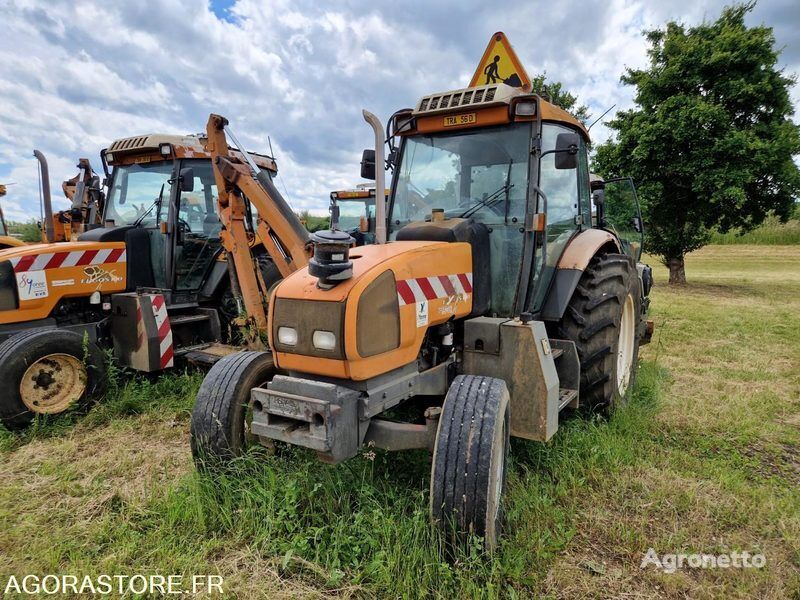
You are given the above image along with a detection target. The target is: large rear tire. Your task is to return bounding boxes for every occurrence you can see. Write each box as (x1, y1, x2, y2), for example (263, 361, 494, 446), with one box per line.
(430, 375, 510, 551)
(190, 351, 275, 467)
(0, 328, 106, 430)
(557, 252, 642, 413)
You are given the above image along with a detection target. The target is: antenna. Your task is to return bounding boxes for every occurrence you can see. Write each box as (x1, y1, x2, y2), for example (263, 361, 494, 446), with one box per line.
(587, 104, 616, 132)
(268, 135, 293, 205)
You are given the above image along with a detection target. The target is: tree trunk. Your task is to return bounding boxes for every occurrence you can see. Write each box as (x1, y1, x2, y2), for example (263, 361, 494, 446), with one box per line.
(667, 255, 686, 284)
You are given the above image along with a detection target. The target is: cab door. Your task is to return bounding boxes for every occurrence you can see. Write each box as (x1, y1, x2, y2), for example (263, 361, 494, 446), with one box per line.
(171, 160, 223, 291)
(601, 177, 643, 261)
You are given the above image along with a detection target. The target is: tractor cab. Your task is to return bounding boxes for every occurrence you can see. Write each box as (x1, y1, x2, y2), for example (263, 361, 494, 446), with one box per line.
(328, 185, 386, 245)
(92, 134, 277, 304)
(385, 83, 643, 320)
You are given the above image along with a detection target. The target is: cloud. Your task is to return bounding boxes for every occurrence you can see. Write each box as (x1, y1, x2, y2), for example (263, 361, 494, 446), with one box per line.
(0, 0, 797, 222)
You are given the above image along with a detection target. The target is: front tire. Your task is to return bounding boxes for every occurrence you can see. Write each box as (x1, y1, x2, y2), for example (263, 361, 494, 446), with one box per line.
(557, 252, 642, 413)
(0, 328, 106, 430)
(430, 375, 510, 550)
(190, 351, 276, 467)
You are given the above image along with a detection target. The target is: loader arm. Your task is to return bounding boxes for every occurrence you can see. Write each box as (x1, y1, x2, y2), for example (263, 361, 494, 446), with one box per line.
(206, 113, 313, 330)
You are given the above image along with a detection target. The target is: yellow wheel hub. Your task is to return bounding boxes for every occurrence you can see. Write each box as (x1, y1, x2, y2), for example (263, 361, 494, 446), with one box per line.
(20, 353, 87, 414)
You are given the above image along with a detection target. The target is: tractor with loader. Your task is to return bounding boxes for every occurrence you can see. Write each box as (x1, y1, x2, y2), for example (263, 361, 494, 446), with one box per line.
(33, 153, 106, 244)
(0, 133, 312, 429)
(190, 32, 653, 549)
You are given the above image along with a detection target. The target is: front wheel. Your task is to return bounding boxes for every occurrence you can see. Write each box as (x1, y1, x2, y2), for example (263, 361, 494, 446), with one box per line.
(0, 328, 106, 430)
(190, 351, 276, 467)
(430, 374, 510, 551)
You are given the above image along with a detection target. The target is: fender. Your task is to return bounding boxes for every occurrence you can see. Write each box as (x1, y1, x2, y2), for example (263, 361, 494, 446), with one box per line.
(540, 229, 621, 321)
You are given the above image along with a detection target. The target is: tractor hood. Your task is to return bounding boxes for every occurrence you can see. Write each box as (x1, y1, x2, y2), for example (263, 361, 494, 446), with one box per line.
(269, 240, 475, 381)
(0, 240, 127, 325)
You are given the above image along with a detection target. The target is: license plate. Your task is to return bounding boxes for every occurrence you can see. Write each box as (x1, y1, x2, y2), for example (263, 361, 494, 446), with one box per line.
(443, 113, 476, 127)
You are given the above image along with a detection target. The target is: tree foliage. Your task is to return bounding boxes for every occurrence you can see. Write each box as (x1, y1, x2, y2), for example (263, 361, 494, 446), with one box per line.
(530, 73, 590, 123)
(593, 3, 800, 282)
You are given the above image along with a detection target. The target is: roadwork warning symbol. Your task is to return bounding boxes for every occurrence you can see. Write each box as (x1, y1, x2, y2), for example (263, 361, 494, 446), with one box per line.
(469, 32, 531, 91)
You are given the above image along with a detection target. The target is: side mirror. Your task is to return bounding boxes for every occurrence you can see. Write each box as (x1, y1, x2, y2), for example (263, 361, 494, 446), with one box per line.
(179, 167, 194, 192)
(360, 149, 376, 180)
(554, 132, 580, 170)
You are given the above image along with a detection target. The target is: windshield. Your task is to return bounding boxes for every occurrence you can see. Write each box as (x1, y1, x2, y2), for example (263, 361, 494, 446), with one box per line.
(390, 123, 531, 228)
(390, 123, 532, 316)
(337, 199, 374, 230)
(104, 162, 173, 227)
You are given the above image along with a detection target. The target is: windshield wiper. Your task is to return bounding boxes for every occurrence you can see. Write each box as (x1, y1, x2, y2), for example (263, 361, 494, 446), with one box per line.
(132, 183, 165, 227)
(459, 181, 515, 219)
(459, 159, 515, 219)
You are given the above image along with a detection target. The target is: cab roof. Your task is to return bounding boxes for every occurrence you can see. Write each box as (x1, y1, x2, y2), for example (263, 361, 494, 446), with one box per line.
(409, 83, 589, 141)
(105, 133, 277, 172)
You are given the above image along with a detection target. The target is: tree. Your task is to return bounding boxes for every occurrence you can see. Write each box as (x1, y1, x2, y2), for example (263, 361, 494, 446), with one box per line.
(531, 73, 590, 123)
(593, 3, 800, 283)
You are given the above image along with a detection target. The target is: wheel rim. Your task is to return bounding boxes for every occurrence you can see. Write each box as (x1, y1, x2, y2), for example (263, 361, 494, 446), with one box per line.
(20, 353, 87, 414)
(616, 294, 636, 396)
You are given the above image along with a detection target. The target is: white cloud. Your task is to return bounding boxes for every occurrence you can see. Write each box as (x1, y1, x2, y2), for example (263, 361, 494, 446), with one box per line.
(0, 0, 797, 221)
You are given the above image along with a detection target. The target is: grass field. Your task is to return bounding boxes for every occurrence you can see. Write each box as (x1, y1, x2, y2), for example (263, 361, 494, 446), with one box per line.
(1, 245, 798, 598)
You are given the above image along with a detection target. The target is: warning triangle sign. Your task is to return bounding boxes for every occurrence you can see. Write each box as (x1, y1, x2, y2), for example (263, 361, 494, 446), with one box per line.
(469, 32, 532, 91)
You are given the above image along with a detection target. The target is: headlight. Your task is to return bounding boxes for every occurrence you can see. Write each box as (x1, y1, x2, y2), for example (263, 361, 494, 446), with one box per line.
(271, 298, 346, 359)
(277, 326, 298, 346)
(312, 330, 336, 351)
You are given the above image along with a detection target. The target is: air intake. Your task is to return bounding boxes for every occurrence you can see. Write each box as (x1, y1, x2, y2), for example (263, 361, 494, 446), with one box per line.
(412, 83, 521, 116)
(309, 230, 355, 289)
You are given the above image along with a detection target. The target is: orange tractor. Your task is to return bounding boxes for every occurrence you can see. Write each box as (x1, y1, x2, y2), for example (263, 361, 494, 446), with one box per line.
(0, 133, 311, 429)
(190, 32, 653, 548)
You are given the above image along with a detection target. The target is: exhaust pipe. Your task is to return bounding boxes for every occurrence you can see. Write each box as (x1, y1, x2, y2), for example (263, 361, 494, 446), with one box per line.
(362, 110, 386, 244)
(33, 150, 54, 243)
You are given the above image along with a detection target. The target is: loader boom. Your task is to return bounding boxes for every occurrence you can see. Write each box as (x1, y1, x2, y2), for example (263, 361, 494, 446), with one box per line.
(205, 113, 312, 330)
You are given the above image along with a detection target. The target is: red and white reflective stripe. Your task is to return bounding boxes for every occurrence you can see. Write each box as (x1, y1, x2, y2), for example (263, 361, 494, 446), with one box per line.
(9, 248, 127, 273)
(396, 272, 472, 306)
(151, 294, 174, 369)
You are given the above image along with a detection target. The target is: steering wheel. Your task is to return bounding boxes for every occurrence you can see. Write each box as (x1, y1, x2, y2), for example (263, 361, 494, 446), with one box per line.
(178, 217, 193, 233)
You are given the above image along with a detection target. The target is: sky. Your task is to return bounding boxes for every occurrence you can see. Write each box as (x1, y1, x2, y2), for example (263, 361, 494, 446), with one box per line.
(0, 0, 798, 221)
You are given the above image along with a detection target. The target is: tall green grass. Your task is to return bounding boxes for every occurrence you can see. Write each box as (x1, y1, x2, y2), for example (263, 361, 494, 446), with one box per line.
(709, 216, 800, 245)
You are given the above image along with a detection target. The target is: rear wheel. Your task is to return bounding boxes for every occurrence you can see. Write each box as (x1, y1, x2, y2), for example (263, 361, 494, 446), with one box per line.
(430, 375, 510, 550)
(557, 252, 642, 413)
(0, 329, 106, 430)
(190, 351, 276, 466)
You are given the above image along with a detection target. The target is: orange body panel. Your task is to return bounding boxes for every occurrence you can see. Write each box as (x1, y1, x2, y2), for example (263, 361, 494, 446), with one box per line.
(0, 236, 25, 248)
(270, 241, 473, 380)
(0, 241, 127, 324)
